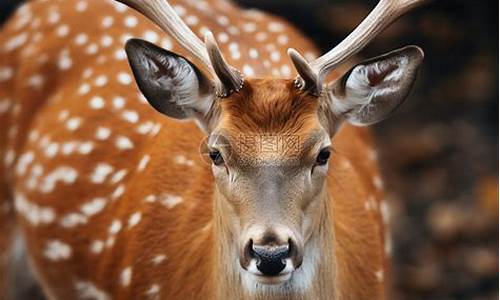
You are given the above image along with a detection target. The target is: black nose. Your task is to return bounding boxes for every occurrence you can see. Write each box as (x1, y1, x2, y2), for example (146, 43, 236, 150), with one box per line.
(251, 242, 290, 276)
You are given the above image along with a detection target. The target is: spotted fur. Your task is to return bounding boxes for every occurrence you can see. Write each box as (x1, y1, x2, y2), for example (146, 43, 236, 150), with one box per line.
(0, 0, 389, 299)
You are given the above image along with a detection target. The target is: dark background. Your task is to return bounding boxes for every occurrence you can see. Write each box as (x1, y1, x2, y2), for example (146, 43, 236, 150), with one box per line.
(1, 0, 498, 299)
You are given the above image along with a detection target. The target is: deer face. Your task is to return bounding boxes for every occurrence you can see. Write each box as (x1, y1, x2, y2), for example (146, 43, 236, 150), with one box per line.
(208, 79, 329, 283)
(126, 38, 423, 285)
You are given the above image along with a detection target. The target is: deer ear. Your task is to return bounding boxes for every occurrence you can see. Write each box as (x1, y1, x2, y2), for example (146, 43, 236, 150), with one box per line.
(125, 39, 215, 124)
(327, 46, 424, 126)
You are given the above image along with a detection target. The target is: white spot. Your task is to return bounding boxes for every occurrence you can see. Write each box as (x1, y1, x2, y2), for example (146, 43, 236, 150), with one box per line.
(150, 123, 162, 136)
(242, 65, 255, 76)
(120, 267, 132, 287)
(143, 30, 159, 43)
(152, 254, 167, 265)
(217, 32, 229, 43)
(56, 24, 70, 37)
(228, 42, 239, 52)
(47, 10, 60, 24)
(89, 96, 105, 110)
(45, 143, 59, 158)
(174, 155, 194, 166)
(81, 197, 107, 216)
(39, 166, 78, 193)
(159, 194, 183, 209)
(373, 175, 384, 190)
(0, 67, 13, 82)
(61, 141, 78, 155)
(277, 34, 289, 45)
(137, 155, 150, 171)
(90, 163, 114, 184)
(115, 136, 134, 150)
(0, 98, 11, 113)
(227, 26, 239, 35)
(16, 151, 34, 175)
(242, 22, 257, 32)
(217, 15, 229, 26)
(110, 169, 128, 184)
(113, 96, 125, 109)
(367, 149, 378, 161)
(86, 43, 99, 55)
(128, 212, 142, 229)
(256, 32, 268, 41)
(102, 16, 114, 28)
(173, 5, 186, 16)
(113, 2, 128, 13)
(60, 213, 87, 228)
(5, 32, 28, 51)
(380, 200, 390, 225)
(114, 49, 127, 61)
(144, 195, 156, 203)
(14, 192, 56, 225)
(78, 83, 91, 95)
(94, 75, 108, 87)
(66, 117, 82, 131)
(112, 185, 125, 200)
(91, 240, 104, 254)
(270, 51, 281, 62)
(375, 269, 384, 282)
(146, 284, 160, 296)
(44, 240, 72, 261)
(161, 38, 172, 50)
(268, 22, 284, 32)
(101, 35, 113, 48)
(96, 127, 111, 140)
(121, 33, 134, 44)
(76, 1, 88, 12)
(75, 281, 110, 300)
(117, 72, 132, 85)
(27, 74, 45, 89)
(82, 68, 93, 79)
(231, 50, 241, 60)
(280, 65, 291, 77)
(136, 121, 154, 135)
(249, 48, 259, 59)
(57, 52, 72, 70)
(105, 236, 115, 248)
(185, 15, 198, 25)
(109, 219, 122, 235)
(121, 110, 139, 123)
(124, 15, 138, 27)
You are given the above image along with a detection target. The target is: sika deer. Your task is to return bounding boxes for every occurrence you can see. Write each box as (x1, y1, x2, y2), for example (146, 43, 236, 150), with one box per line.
(0, 0, 427, 299)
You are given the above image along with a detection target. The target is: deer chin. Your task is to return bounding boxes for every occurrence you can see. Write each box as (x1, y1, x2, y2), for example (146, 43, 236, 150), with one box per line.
(245, 258, 295, 285)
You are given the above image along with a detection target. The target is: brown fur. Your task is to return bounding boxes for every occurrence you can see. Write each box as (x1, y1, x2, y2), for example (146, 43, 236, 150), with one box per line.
(0, 0, 388, 299)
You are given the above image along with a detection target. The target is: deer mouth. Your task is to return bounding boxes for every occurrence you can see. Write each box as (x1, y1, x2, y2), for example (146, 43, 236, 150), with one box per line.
(244, 257, 295, 285)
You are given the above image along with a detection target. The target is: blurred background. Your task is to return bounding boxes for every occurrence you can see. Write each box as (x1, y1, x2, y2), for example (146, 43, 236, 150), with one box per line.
(1, 0, 498, 299)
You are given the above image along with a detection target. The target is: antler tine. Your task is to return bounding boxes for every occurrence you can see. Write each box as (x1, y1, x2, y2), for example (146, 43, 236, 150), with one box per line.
(290, 0, 430, 94)
(116, 0, 244, 97)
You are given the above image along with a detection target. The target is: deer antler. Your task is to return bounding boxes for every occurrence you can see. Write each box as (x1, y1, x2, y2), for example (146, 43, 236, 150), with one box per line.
(116, 0, 244, 98)
(289, 0, 430, 96)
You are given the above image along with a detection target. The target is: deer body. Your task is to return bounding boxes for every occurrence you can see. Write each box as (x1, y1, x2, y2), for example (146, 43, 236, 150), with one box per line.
(0, 0, 427, 299)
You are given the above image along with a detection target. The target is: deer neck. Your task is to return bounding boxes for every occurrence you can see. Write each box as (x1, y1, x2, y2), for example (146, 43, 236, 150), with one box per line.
(211, 188, 336, 300)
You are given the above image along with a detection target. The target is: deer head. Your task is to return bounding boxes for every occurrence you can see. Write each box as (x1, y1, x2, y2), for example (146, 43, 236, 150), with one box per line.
(120, 0, 426, 288)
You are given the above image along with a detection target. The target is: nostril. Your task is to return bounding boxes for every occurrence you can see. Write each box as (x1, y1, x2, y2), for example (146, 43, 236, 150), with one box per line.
(252, 244, 289, 276)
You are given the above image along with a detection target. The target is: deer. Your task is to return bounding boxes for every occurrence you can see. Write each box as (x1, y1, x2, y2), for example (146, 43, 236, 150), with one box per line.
(0, 0, 429, 299)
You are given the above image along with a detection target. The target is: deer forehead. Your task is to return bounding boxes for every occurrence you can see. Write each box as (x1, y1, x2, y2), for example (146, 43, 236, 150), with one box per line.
(218, 79, 323, 134)
(208, 79, 327, 163)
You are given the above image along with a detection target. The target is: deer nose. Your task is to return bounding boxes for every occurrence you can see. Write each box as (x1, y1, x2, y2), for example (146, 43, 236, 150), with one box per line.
(250, 241, 290, 276)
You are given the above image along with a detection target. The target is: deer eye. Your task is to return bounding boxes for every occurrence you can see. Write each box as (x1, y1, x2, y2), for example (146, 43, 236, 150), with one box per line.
(316, 148, 331, 166)
(209, 150, 224, 166)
